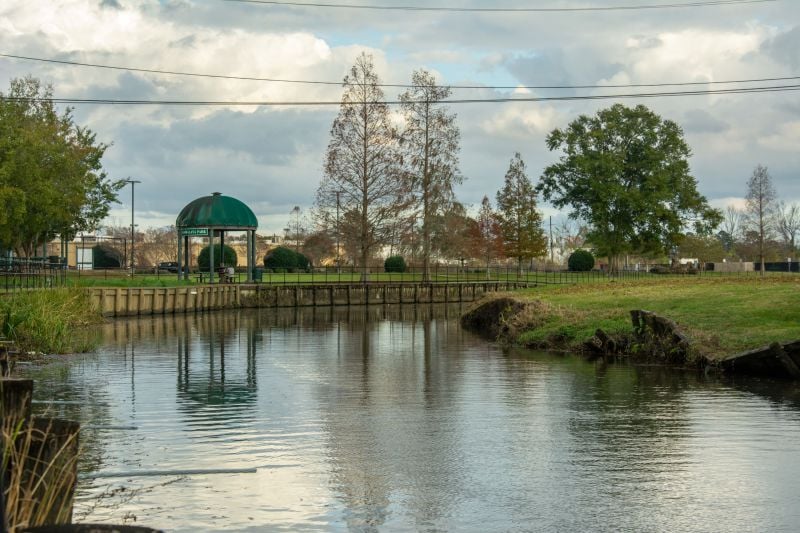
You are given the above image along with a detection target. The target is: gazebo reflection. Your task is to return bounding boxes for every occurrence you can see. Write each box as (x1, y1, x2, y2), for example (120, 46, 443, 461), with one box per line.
(176, 313, 258, 416)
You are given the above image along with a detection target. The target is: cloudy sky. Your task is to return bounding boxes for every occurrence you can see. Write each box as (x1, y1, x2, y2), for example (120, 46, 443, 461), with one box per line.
(2, 0, 799, 234)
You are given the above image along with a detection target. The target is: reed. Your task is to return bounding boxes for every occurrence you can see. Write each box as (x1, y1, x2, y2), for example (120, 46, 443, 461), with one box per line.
(2, 417, 80, 531)
(0, 289, 104, 354)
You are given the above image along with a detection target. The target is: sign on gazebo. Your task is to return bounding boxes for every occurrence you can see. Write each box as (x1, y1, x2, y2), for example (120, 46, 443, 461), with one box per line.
(181, 227, 209, 237)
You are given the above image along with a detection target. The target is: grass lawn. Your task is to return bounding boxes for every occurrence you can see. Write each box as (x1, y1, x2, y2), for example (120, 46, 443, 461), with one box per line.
(510, 276, 800, 359)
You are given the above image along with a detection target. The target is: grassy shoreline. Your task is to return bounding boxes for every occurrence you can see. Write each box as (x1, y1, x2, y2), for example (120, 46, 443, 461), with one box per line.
(0, 288, 104, 355)
(474, 277, 800, 361)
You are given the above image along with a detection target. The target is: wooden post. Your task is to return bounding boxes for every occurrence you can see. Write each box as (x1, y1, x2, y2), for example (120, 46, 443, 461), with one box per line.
(1, 378, 33, 422)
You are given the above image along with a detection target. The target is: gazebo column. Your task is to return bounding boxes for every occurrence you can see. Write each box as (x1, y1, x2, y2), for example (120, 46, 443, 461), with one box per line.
(177, 233, 183, 281)
(209, 228, 215, 284)
(246, 229, 253, 282)
(184, 235, 190, 279)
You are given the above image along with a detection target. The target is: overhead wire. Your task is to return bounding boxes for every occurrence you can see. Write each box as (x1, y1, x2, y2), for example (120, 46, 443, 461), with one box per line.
(3, 53, 800, 91)
(222, 0, 777, 13)
(4, 83, 800, 107)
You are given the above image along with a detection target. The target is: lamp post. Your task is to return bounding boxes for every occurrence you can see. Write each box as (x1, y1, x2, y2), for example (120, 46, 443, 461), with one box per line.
(124, 178, 141, 274)
(291, 206, 301, 253)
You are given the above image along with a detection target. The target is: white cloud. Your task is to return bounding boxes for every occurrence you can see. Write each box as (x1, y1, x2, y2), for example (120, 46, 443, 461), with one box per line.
(3, 0, 800, 233)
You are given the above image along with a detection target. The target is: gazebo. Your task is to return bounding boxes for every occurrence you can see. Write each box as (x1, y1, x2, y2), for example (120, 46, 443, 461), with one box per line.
(176, 192, 258, 283)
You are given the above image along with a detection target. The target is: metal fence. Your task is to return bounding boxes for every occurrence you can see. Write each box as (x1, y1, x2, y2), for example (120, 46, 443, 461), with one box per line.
(20, 262, 799, 289)
(0, 258, 67, 292)
(72, 264, 798, 284)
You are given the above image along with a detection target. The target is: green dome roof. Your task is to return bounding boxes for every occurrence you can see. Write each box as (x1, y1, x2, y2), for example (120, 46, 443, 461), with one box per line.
(177, 192, 258, 229)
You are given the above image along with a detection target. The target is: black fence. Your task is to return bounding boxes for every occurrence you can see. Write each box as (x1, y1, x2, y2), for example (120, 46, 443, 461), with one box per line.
(0, 257, 67, 291)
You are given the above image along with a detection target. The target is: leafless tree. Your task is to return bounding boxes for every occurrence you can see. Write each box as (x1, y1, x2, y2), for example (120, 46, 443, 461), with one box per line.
(721, 205, 743, 240)
(475, 196, 503, 278)
(745, 164, 777, 274)
(399, 69, 462, 281)
(315, 53, 405, 278)
(776, 202, 800, 255)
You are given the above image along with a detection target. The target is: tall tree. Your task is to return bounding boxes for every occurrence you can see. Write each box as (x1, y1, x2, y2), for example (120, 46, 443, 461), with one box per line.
(776, 201, 800, 256)
(431, 202, 472, 267)
(315, 53, 405, 277)
(0, 77, 122, 256)
(496, 153, 547, 272)
(399, 69, 462, 282)
(474, 195, 504, 277)
(539, 104, 721, 272)
(744, 164, 777, 274)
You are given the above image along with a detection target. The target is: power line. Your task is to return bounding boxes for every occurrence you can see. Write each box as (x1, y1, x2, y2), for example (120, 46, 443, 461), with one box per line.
(4, 83, 800, 107)
(223, 0, 777, 13)
(4, 53, 800, 91)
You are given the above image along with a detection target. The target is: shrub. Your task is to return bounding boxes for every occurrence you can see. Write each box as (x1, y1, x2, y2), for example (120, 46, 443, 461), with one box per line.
(265, 246, 298, 270)
(197, 244, 237, 270)
(567, 249, 594, 272)
(92, 244, 122, 268)
(384, 255, 407, 273)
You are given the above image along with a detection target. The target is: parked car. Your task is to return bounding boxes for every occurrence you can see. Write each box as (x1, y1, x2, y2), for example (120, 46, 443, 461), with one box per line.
(158, 261, 179, 273)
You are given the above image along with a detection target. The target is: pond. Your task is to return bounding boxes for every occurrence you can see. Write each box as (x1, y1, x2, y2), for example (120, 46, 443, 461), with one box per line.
(18, 305, 800, 532)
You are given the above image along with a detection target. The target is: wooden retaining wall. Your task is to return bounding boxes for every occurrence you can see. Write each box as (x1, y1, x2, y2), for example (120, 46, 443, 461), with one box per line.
(89, 282, 528, 317)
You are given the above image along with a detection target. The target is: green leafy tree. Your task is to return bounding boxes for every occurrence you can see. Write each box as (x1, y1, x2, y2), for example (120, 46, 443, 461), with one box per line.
(539, 104, 721, 272)
(399, 69, 462, 281)
(198, 244, 237, 270)
(496, 153, 547, 272)
(315, 53, 406, 277)
(0, 77, 123, 255)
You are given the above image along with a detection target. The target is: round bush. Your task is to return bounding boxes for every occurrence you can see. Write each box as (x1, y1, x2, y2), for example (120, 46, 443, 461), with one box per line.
(198, 244, 237, 270)
(567, 249, 595, 272)
(92, 244, 122, 268)
(384, 255, 407, 273)
(264, 246, 298, 270)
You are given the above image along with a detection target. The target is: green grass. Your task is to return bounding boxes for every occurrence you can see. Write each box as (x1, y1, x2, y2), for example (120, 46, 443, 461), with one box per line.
(508, 276, 800, 359)
(0, 288, 104, 354)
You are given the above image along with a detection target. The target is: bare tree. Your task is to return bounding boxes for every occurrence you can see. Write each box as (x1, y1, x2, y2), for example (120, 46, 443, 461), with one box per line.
(776, 202, 800, 256)
(474, 196, 503, 278)
(722, 205, 743, 240)
(745, 164, 777, 274)
(399, 69, 462, 282)
(315, 52, 405, 278)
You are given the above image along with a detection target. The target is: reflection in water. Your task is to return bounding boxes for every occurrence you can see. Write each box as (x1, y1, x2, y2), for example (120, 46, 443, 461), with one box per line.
(16, 305, 800, 532)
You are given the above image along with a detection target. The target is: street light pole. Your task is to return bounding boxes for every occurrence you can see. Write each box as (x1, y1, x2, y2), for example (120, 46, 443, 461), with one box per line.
(291, 206, 301, 253)
(124, 178, 141, 274)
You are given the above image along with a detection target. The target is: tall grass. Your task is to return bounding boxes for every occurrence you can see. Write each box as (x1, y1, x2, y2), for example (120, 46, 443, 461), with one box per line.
(0, 289, 104, 354)
(2, 418, 80, 531)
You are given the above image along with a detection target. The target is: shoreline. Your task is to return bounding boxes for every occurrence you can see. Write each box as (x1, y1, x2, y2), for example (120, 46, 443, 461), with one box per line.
(460, 277, 800, 379)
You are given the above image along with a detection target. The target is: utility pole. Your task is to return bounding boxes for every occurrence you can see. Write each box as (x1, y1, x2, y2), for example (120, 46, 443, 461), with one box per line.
(124, 178, 141, 274)
(549, 215, 554, 264)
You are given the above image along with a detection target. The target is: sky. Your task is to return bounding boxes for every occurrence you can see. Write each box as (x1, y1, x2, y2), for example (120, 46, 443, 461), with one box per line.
(1, 0, 799, 235)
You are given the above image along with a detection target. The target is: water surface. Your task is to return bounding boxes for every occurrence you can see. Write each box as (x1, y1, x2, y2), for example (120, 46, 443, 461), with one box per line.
(19, 305, 800, 532)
